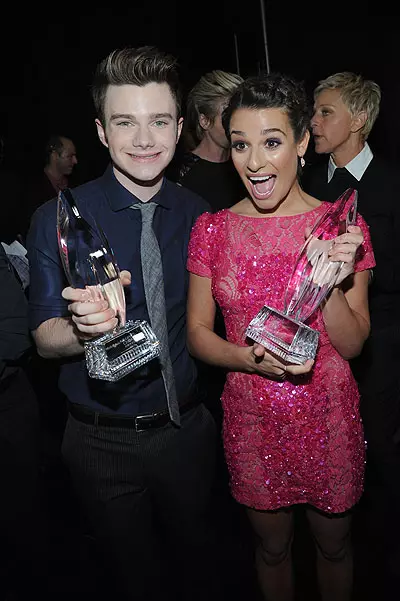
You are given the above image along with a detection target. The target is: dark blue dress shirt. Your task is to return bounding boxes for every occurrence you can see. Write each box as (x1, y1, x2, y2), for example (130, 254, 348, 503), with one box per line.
(27, 165, 210, 415)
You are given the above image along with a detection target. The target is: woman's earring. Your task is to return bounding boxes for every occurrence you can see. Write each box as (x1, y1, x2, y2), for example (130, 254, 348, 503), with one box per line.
(300, 157, 305, 168)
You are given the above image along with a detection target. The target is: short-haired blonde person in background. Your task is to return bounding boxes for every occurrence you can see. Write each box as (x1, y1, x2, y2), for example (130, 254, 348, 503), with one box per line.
(303, 71, 400, 588)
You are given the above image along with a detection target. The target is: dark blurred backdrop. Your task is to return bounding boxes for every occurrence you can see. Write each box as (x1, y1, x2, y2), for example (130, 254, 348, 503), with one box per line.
(0, 6, 399, 185)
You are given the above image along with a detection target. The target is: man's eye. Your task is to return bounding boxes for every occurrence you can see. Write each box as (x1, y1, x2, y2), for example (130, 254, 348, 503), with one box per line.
(154, 120, 168, 127)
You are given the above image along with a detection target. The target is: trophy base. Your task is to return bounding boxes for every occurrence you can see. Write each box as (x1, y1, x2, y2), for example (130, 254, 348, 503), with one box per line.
(245, 306, 319, 365)
(84, 320, 160, 382)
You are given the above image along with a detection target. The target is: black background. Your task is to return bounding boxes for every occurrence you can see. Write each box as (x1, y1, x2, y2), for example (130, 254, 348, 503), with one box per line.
(0, 5, 399, 183)
(0, 7, 397, 598)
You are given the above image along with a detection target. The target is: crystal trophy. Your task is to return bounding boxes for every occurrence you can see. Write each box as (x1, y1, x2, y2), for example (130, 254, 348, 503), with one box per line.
(245, 188, 358, 364)
(56, 188, 160, 381)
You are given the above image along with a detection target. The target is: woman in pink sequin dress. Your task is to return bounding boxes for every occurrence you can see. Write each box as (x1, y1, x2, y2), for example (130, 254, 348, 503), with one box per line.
(186, 74, 375, 601)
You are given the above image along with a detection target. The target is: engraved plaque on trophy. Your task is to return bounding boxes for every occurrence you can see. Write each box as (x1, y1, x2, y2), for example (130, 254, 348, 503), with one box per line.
(245, 188, 358, 365)
(56, 189, 160, 381)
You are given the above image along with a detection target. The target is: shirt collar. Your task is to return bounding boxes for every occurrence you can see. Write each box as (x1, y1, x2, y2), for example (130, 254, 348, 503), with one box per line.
(327, 143, 373, 183)
(100, 164, 171, 211)
(45, 170, 68, 192)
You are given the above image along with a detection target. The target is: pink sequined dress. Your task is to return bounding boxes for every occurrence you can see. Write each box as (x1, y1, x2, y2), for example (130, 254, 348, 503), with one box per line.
(187, 205, 375, 513)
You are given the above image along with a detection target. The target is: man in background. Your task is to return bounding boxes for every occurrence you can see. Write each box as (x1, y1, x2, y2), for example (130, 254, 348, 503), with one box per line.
(23, 134, 78, 239)
(42, 134, 78, 196)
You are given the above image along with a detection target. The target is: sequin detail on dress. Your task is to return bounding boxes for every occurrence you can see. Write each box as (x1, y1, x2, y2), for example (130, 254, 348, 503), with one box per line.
(187, 205, 375, 513)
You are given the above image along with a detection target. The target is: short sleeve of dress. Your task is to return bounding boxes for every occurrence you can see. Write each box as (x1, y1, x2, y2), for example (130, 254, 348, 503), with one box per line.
(187, 211, 213, 278)
(354, 213, 376, 273)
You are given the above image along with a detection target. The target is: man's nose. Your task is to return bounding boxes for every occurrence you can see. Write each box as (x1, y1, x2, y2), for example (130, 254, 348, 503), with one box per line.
(133, 126, 155, 147)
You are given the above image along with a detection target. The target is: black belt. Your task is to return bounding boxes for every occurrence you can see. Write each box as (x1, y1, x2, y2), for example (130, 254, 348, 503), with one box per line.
(68, 397, 199, 432)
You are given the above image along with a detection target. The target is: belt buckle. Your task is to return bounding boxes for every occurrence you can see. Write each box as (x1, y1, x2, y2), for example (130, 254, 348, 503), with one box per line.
(135, 412, 158, 432)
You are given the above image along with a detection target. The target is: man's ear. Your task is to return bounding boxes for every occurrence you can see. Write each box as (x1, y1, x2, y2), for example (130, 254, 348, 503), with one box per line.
(95, 118, 108, 148)
(177, 117, 183, 142)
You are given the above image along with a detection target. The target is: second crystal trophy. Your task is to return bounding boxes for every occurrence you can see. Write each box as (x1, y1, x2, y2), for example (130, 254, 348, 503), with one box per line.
(56, 189, 160, 381)
(245, 188, 358, 365)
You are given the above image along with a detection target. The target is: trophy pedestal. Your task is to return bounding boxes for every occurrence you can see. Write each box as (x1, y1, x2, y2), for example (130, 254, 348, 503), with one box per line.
(84, 320, 161, 381)
(245, 306, 319, 365)
(245, 189, 358, 366)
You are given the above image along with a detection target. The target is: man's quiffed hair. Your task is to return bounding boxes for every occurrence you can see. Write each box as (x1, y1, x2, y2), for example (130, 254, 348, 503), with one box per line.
(92, 46, 182, 125)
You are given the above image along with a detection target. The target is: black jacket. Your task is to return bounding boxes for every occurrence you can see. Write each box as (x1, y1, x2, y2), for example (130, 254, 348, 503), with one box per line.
(302, 155, 400, 328)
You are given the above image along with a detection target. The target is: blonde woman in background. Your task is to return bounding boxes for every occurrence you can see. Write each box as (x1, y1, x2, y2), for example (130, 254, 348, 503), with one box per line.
(176, 69, 245, 211)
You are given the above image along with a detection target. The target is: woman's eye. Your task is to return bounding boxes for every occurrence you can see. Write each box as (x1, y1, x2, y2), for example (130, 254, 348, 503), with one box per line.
(232, 141, 247, 151)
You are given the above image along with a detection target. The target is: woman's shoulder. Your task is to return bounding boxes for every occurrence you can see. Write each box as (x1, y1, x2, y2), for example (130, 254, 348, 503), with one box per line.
(195, 208, 230, 227)
(190, 209, 229, 247)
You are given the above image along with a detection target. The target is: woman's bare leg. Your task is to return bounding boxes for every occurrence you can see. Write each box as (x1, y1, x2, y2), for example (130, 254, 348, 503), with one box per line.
(246, 507, 294, 601)
(306, 507, 353, 601)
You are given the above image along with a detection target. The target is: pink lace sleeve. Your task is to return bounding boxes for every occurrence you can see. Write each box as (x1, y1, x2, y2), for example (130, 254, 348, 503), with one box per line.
(187, 212, 213, 278)
(354, 213, 376, 273)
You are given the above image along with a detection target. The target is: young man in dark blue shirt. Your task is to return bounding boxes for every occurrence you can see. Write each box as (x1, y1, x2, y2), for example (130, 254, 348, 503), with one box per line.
(27, 46, 217, 600)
